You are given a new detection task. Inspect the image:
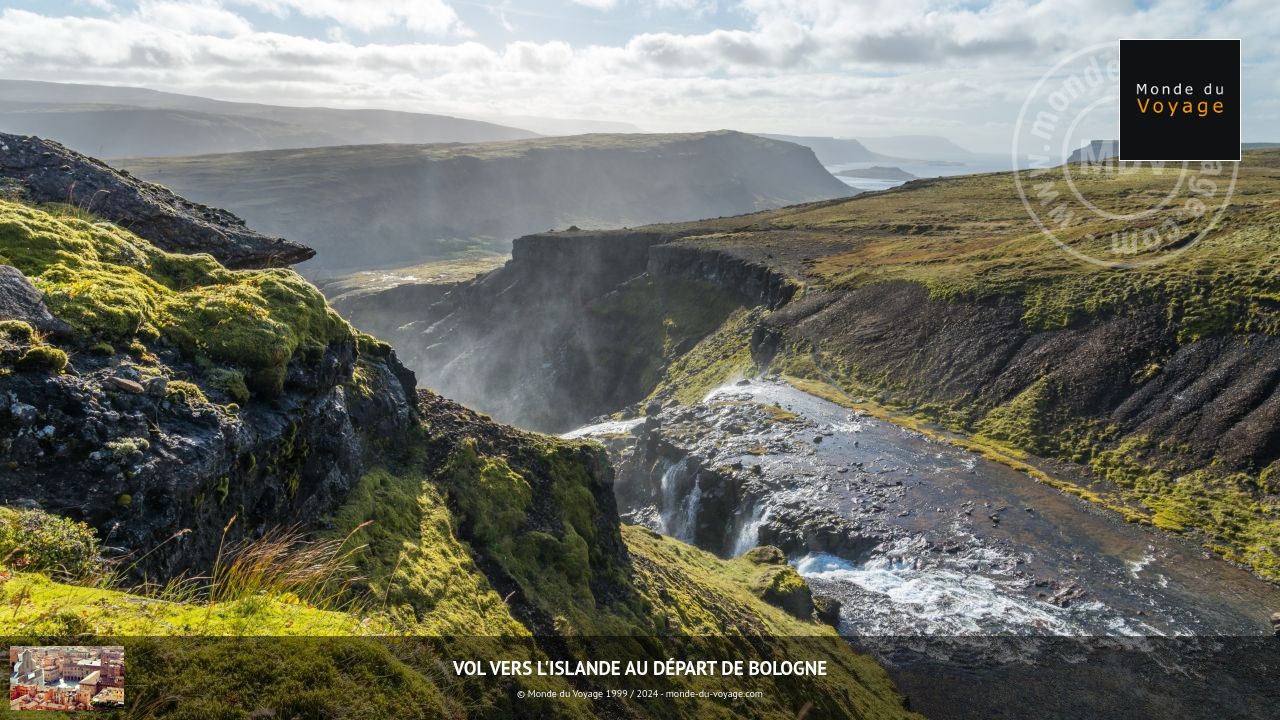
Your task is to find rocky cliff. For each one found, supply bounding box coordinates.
[0,193,415,578]
[386,152,1280,582]
[0,141,917,719]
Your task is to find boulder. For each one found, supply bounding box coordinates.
[0,265,70,337]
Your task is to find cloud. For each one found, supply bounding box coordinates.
[229,0,467,35]
[137,1,253,36]
[0,1,1274,151]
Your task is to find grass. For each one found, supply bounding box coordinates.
[0,507,101,581]
[680,154,1280,342]
[207,519,371,611]
[0,449,919,718]
[645,307,759,406]
[0,191,918,718]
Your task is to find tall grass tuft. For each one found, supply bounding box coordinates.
[209,520,373,611]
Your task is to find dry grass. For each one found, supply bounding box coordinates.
[209,517,373,611]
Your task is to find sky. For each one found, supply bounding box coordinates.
[0,0,1275,153]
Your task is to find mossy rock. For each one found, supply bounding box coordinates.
[166,380,208,405]
[0,318,35,344]
[207,368,250,404]
[0,199,355,400]
[14,345,67,373]
[751,565,814,619]
[742,544,787,565]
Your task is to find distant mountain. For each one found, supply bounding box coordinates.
[472,115,644,135]
[119,130,855,275]
[1068,140,1119,163]
[757,134,888,164]
[857,135,977,161]
[0,79,537,157]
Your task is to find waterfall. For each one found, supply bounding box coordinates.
[658,458,689,536]
[676,478,703,543]
[732,504,768,557]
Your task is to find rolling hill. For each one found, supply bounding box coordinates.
[0,79,537,156]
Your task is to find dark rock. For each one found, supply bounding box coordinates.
[0,133,312,268]
[0,265,71,338]
[144,377,168,397]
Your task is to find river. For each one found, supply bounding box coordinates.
[567,377,1280,718]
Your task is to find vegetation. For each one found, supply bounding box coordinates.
[0,507,100,580]
[645,308,759,406]
[14,344,68,373]
[0,199,357,397]
[588,277,746,398]
[656,154,1280,580]
[709,156,1280,341]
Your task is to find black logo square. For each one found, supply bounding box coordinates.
[1120,39,1240,161]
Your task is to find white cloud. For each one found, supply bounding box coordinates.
[0,1,1274,151]
[229,0,467,35]
[569,0,620,10]
[137,0,253,36]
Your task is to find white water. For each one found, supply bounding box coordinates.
[560,417,644,439]
[676,477,702,543]
[658,458,689,537]
[732,504,768,557]
[795,551,1085,635]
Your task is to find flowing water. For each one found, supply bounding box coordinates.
[576,378,1280,637]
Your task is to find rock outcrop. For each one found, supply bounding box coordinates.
[0,147,406,575]
[0,133,313,268]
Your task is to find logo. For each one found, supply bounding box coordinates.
[1012,42,1238,269]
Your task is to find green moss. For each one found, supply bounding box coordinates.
[166,379,208,405]
[327,467,529,636]
[0,319,35,344]
[0,199,356,399]
[975,377,1057,455]
[0,572,375,635]
[750,564,814,619]
[0,507,99,580]
[104,436,150,459]
[89,340,115,356]
[207,367,250,404]
[647,307,758,406]
[586,276,746,400]
[13,345,67,373]
[356,331,393,358]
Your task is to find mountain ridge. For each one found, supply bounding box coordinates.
[119,130,856,274]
